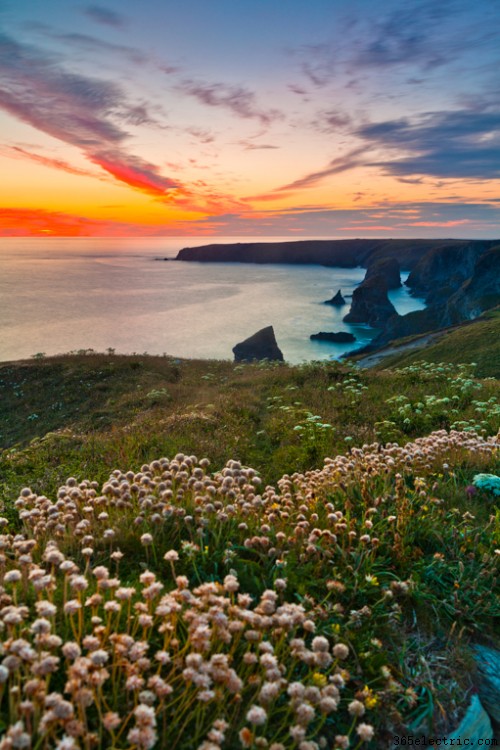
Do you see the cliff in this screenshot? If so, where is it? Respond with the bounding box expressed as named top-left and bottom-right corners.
top-left (405, 241), bottom-right (498, 299)
top-left (174, 239), bottom-right (470, 270)
top-left (372, 244), bottom-right (500, 346)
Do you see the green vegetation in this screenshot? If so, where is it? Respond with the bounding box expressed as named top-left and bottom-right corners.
top-left (373, 308), bottom-right (500, 378)
top-left (0, 353), bottom-right (498, 748)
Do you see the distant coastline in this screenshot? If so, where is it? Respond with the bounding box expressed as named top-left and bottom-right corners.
top-left (173, 238), bottom-right (498, 270)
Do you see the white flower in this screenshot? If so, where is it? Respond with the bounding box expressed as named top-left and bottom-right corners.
top-left (356, 723), bottom-right (374, 742)
top-left (246, 705), bottom-right (267, 725)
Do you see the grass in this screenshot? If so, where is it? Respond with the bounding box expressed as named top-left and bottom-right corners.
top-left (1, 352), bottom-right (499, 498)
top-left (371, 308), bottom-right (500, 378)
top-left (0, 352), bottom-right (499, 747)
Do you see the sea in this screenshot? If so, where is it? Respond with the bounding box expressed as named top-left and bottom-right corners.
top-left (0, 237), bottom-right (426, 364)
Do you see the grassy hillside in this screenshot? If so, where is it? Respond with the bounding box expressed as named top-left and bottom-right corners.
top-left (1, 352), bottom-right (499, 496)
top-left (371, 308), bottom-right (500, 377)
top-left (0, 353), bottom-right (499, 747)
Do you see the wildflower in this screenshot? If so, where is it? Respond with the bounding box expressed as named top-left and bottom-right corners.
top-left (239, 728), bottom-right (254, 748)
top-left (164, 550), bottom-right (179, 562)
top-left (64, 600), bottom-right (81, 615)
top-left (356, 723), bottom-right (375, 742)
top-left (312, 672), bottom-right (327, 687)
top-left (348, 699), bottom-right (365, 717)
top-left (55, 736), bottom-right (78, 749)
top-left (334, 736), bottom-right (350, 749)
top-left (312, 636), bottom-right (329, 652)
top-left (5, 721), bottom-right (31, 748)
top-left (246, 705), bottom-right (267, 726)
top-left (89, 650), bottom-right (109, 667)
top-left (333, 643), bottom-right (349, 660)
top-left (223, 574), bottom-right (239, 592)
top-left (62, 643), bottom-right (81, 660)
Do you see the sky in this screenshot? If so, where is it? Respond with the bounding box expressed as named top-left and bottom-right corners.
top-left (0, 0), bottom-right (499, 238)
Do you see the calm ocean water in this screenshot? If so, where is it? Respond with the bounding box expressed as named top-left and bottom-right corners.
top-left (0, 237), bottom-right (425, 364)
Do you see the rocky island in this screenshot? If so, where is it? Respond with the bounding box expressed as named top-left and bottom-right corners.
top-left (323, 289), bottom-right (346, 306)
top-left (233, 326), bottom-right (284, 362)
top-left (310, 331), bottom-right (356, 343)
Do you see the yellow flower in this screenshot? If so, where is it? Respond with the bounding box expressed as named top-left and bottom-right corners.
top-left (312, 672), bottom-right (327, 687)
top-left (331, 623), bottom-right (341, 634)
top-left (365, 575), bottom-right (379, 586)
top-left (365, 695), bottom-right (379, 709)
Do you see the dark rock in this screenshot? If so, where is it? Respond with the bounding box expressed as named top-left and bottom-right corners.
top-left (444, 245), bottom-right (500, 324)
top-left (343, 275), bottom-right (397, 327)
top-left (405, 242), bottom-right (497, 299)
top-left (233, 326), bottom-right (284, 362)
top-left (310, 331), bottom-right (356, 343)
top-left (323, 289), bottom-right (345, 306)
top-left (365, 258), bottom-right (401, 289)
top-left (373, 307), bottom-right (444, 346)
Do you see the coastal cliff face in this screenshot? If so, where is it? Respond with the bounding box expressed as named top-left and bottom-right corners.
top-left (444, 246), bottom-right (500, 324)
top-left (373, 244), bottom-right (500, 346)
top-left (405, 241), bottom-right (497, 299)
top-left (343, 275), bottom-right (397, 327)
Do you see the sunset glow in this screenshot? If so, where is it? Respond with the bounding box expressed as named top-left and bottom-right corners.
top-left (1, 0), bottom-right (499, 237)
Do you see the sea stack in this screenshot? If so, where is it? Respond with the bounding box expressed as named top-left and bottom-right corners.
top-left (233, 326), bottom-right (284, 362)
top-left (324, 289), bottom-right (345, 306)
top-left (343, 275), bottom-right (397, 327)
top-left (364, 258), bottom-right (401, 289)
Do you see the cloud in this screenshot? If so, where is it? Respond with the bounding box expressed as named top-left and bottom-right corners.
top-left (89, 150), bottom-right (177, 195)
top-left (186, 127), bottom-right (215, 144)
top-left (48, 31), bottom-right (145, 65)
top-left (359, 109), bottom-right (500, 179)
top-left (0, 32), bottom-right (180, 197)
top-left (292, 0), bottom-right (498, 94)
top-left (352, 1), bottom-right (455, 71)
top-left (171, 200), bottom-right (500, 238)
top-left (176, 79), bottom-right (282, 126)
top-left (273, 147), bottom-right (368, 193)
top-left (83, 5), bottom-right (126, 28)
top-left (2, 146), bottom-right (99, 178)
top-left (239, 141), bottom-right (279, 151)
top-left (312, 109), bottom-right (352, 134)
top-left (0, 207), bottom-right (179, 236)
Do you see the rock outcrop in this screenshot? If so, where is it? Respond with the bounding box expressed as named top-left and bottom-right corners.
top-left (323, 289), bottom-right (345, 306)
top-left (343, 275), bottom-right (397, 327)
top-left (233, 326), bottom-right (284, 362)
top-left (365, 258), bottom-right (401, 289)
top-left (310, 331), bottom-right (356, 343)
top-left (444, 246), bottom-right (500, 324)
top-left (405, 241), bottom-right (496, 299)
